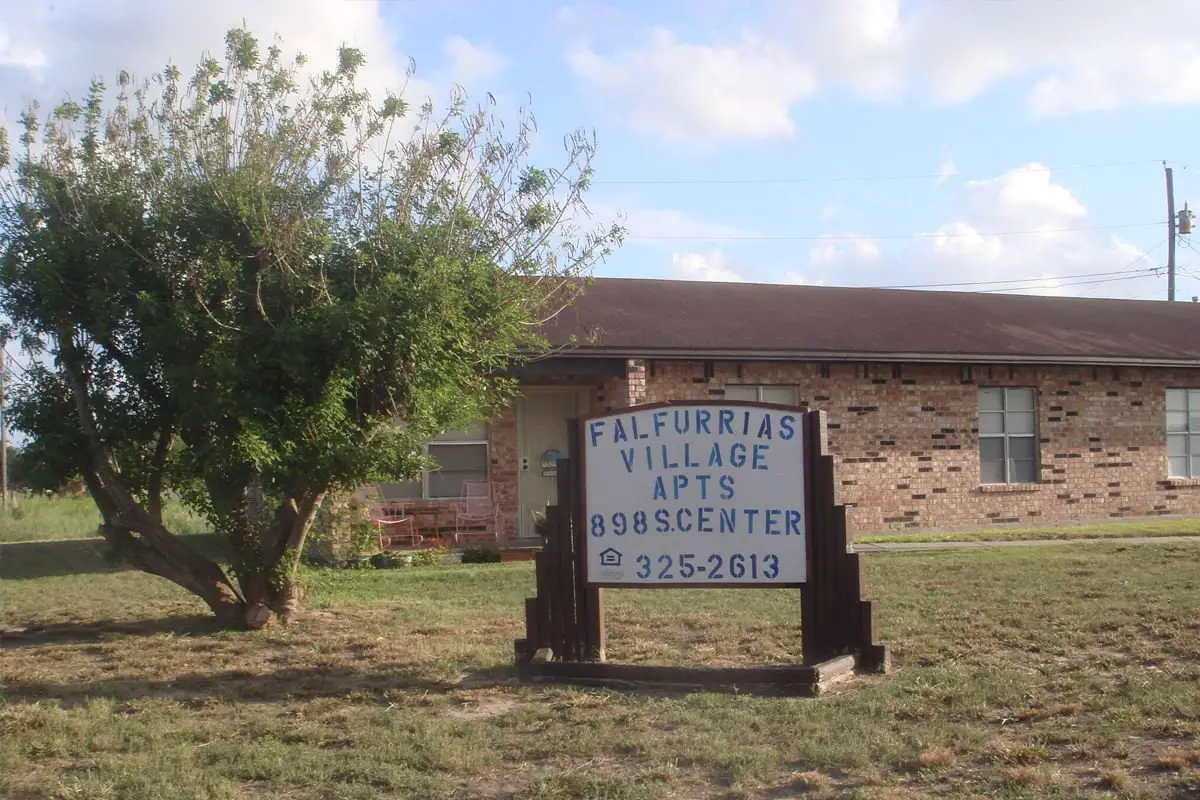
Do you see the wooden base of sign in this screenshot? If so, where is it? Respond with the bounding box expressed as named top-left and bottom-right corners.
top-left (512, 654), bottom-right (862, 697)
top-left (513, 410), bottom-right (890, 692)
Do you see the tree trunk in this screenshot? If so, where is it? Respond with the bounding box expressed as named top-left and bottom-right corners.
top-left (97, 517), bottom-right (246, 626)
top-left (233, 489), bottom-right (327, 629)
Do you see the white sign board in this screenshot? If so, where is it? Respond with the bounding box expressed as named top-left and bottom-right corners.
top-left (582, 403), bottom-right (807, 586)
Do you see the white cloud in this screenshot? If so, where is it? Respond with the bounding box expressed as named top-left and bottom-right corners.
top-left (958, 164), bottom-right (1087, 230)
top-left (781, 272), bottom-right (823, 286)
top-left (572, 1), bottom-right (1200, 141)
top-left (808, 234), bottom-right (884, 269)
top-left (588, 198), bottom-right (757, 242)
top-left (0, 31), bottom-right (45, 70)
top-left (0, 1), bottom-right (513, 135)
top-left (670, 251), bottom-right (744, 282)
top-left (796, 163), bottom-right (1162, 299)
top-left (442, 36), bottom-right (508, 87)
top-left (569, 27), bottom-right (816, 142)
top-left (819, 200), bottom-right (843, 221)
top-left (936, 148), bottom-right (958, 186)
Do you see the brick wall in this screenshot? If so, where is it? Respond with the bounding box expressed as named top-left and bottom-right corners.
top-left (640, 360), bottom-right (1200, 532)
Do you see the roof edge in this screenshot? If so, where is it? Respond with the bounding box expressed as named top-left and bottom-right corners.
top-left (533, 347), bottom-right (1200, 369)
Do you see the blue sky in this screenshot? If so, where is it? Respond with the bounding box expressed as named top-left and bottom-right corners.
top-left (4, 0), bottom-right (1200, 299)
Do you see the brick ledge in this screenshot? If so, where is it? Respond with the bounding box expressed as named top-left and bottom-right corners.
top-left (977, 483), bottom-right (1041, 494)
top-left (1163, 477), bottom-right (1200, 488)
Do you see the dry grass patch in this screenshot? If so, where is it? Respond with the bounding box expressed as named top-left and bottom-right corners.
top-left (1099, 767), bottom-right (1138, 795)
top-left (1002, 764), bottom-right (1056, 790)
top-left (787, 770), bottom-right (832, 793)
top-left (915, 746), bottom-right (956, 770)
top-left (1154, 747), bottom-right (1200, 771)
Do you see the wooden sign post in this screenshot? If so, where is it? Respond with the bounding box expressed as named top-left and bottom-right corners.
top-left (514, 402), bottom-right (889, 695)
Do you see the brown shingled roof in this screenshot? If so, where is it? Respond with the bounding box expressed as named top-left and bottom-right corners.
top-left (541, 278), bottom-right (1200, 366)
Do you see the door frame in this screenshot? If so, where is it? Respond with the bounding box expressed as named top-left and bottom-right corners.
top-left (516, 387), bottom-right (589, 539)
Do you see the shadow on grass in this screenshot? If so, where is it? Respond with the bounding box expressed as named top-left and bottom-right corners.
top-left (0, 534), bottom-right (233, 580)
top-left (2, 614), bottom-right (225, 645)
top-left (1, 661), bottom-right (519, 708)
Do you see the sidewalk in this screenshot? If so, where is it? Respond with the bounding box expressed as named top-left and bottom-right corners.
top-left (853, 535), bottom-right (1200, 553)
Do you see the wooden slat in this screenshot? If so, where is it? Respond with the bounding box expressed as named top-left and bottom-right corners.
top-left (535, 551), bottom-right (558, 658)
top-left (586, 585), bottom-right (605, 661)
top-left (564, 415), bottom-right (605, 662)
top-left (521, 661), bottom-right (819, 687)
top-left (554, 457), bottom-right (580, 662)
top-left (524, 598), bottom-right (541, 653)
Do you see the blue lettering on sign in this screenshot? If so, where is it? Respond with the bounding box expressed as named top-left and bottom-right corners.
top-left (590, 408), bottom-right (800, 450)
top-left (590, 508), bottom-right (803, 539)
top-left (708, 443), bottom-right (724, 468)
top-left (672, 474), bottom-right (689, 499)
top-left (588, 419), bottom-right (606, 447)
top-left (719, 475), bottom-right (736, 500)
top-left (612, 552), bottom-right (785, 582)
top-left (731, 443), bottom-right (747, 468)
top-left (589, 406), bottom-right (804, 583)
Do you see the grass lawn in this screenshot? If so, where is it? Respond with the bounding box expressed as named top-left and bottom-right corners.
top-left (854, 518), bottom-right (1200, 545)
top-left (0, 494), bottom-right (209, 543)
top-left (2, 535), bottom-right (1200, 798)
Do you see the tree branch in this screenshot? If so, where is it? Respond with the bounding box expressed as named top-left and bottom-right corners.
top-left (147, 422), bottom-right (172, 524)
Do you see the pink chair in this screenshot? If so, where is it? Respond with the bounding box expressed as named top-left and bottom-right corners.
top-left (369, 503), bottom-right (422, 549)
top-left (450, 481), bottom-right (503, 543)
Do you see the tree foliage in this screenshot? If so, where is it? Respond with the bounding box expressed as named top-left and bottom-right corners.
top-left (0, 28), bottom-right (622, 627)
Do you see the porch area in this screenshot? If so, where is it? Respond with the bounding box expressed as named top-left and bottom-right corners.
top-left (357, 357), bottom-right (647, 556)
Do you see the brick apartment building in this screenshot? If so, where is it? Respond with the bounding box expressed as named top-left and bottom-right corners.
top-left (375, 278), bottom-right (1200, 541)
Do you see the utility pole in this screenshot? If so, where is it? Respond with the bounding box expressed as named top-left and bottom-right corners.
top-left (1167, 163), bottom-right (1177, 302)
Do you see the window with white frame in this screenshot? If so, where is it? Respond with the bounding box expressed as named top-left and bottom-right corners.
top-left (379, 422), bottom-right (489, 500)
top-left (978, 387), bottom-right (1038, 484)
top-left (1166, 389), bottom-right (1200, 477)
top-left (724, 384), bottom-right (799, 405)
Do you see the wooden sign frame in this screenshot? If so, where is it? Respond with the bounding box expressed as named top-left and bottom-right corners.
top-left (514, 406), bottom-right (889, 696)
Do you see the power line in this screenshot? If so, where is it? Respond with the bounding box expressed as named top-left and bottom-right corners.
top-left (878, 242), bottom-right (1165, 294)
top-left (626, 221), bottom-right (1161, 242)
top-left (595, 159), bottom-right (1171, 186)
top-left (878, 261), bottom-right (1164, 291)
top-left (972, 270), bottom-right (1159, 295)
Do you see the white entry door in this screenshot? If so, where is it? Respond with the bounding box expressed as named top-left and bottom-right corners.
top-left (517, 390), bottom-right (584, 538)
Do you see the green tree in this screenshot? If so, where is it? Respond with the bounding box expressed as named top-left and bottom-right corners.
top-left (0, 29), bottom-right (621, 628)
